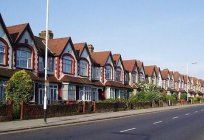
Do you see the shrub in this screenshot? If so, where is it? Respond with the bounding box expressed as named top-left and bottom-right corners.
top-left (180, 93), bottom-right (187, 100)
top-left (5, 70), bottom-right (34, 119)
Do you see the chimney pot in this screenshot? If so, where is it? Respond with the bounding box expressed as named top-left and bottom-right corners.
top-left (39, 30), bottom-right (54, 39)
top-left (88, 44), bottom-right (94, 53)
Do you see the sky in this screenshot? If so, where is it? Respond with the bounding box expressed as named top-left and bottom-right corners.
top-left (0, 0), bottom-right (204, 79)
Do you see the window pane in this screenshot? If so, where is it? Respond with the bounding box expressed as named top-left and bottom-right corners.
top-left (16, 48), bottom-right (31, 68)
top-left (0, 45), bottom-right (5, 64)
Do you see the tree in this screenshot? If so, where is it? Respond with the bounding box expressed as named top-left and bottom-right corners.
top-left (5, 70), bottom-right (34, 103)
top-left (5, 70), bottom-right (34, 119)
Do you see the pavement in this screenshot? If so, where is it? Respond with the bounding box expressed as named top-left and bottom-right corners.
top-left (0, 103), bottom-right (203, 134)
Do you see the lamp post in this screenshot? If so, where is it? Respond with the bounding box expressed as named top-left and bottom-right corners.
top-left (186, 62), bottom-right (197, 103)
top-left (44, 0), bottom-right (49, 123)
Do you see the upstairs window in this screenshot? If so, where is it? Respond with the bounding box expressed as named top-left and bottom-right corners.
top-left (0, 45), bottom-right (5, 64)
top-left (39, 57), bottom-right (44, 72)
top-left (139, 72), bottom-right (144, 82)
top-left (47, 57), bottom-right (55, 72)
top-left (132, 72), bottom-right (136, 83)
top-left (124, 72), bottom-right (129, 83)
top-left (115, 68), bottom-right (121, 81)
top-left (63, 56), bottom-right (73, 74)
top-left (92, 67), bottom-right (100, 80)
top-left (16, 47), bottom-right (32, 69)
top-left (105, 65), bottom-right (112, 80)
top-left (79, 60), bottom-right (88, 76)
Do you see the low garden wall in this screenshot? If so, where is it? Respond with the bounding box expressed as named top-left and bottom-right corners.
top-left (1, 100), bottom-right (198, 121)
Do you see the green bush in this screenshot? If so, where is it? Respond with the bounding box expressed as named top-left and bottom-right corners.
top-left (5, 70), bottom-right (34, 119)
top-left (180, 93), bottom-right (187, 100)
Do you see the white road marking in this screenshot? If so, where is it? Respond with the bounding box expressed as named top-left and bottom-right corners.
top-left (194, 111), bottom-right (198, 113)
top-left (172, 116), bottom-right (179, 119)
top-left (153, 121), bottom-right (163, 125)
top-left (120, 128), bottom-right (136, 133)
top-left (185, 113), bottom-right (190, 116)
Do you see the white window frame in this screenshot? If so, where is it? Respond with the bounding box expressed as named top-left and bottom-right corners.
top-left (0, 45), bottom-right (5, 64)
top-left (16, 47), bottom-right (32, 69)
top-left (79, 86), bottom-right (92, 101)
top-left (63, 56), bottom-right (72, 74)
top-left (47, 57), bottom-right (55, 72)
top-left (132, 72), bottom-right (136, 83)
top-left (115, 68), bottom-right (121, 81)
top-left (92, 67), bottom-right (100, 80)
top-left (79, 60), bottom-right (88, 76)
top-left (105, 65), bottom-right (112, 80)
top-left (68, 85), bottom-right (76, 101)
top-left (49, 84), bottom-right (58, 104)
top-left (39, 56), bottom-right (44, 72)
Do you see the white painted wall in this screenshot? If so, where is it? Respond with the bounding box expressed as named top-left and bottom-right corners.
top-left (0, 23), bottom-right (13, 68)
top-left (60, 43), bottom-right (77, 78)
top-left (19, 30), bottom-right (38, 73)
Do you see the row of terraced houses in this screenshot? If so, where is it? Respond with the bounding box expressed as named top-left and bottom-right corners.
top-left (0, 14), bottom-right (204, 104)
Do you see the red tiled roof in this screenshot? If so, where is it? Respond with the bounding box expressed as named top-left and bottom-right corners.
top-left (7, 23), bottom-right (28, 43)
top-left (0, 67), bottom-right (38, 81)
top-left (74, 43), bottom-right (85, 57)
top-left (136, 60), bottom-right (143, 70)
top-left (173, 71), bottom-right (180, 82)
top-left (112, 54), bottom-right (120, 62)
top-left (91, 51), bottom-right (112, 66)
top-left (105, 81), bottom-right (131, 89)
top-left (34, 36), bottom-right (54, 56)
top-left (161, 69), bottom-right (170, 80)
top-left (144, 66), bottom-right (155, 77)
top-left (123, 60), bottom-right (136, 72)
top-left (192, 77), bottom-right (198, 84)
top-left (60, 75), bottom-right (104, 87)
top-left (48, 37), bottom-right (71, 56)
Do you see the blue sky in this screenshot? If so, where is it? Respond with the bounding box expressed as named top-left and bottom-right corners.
top-left (1, 0), bottom-right (204, 79)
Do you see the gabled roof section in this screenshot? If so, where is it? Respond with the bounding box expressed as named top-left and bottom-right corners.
top-left (112, 54), bottom-right (125, 70)
top-left (184, 75), bottom-right (189, 83)
top-left (74, 42), bottom-right (93, 63)
top-left (34, 36), bottom-right (54, 56)
top-left (155, 66), bottom-right (161, 75)
top-left (7, 23), bottom-right (28, 43)
top-left (90, 51), bottom-right (113, 66)
top-left (161, 69), bottom-right (170, 80)
top-left (0, 14), bottom-right (13, 44)
top-left (74, 42), bottom-right (86, 57)
top-left (48, 37), bottom-right (77, 57)
top-left (144, 66), bottom-right (155, 77)
top-left (135, 60), bottom-right (145, 73)
top-left (123, 60), bottom-right (136, 72)
top-left (173, 71), bottom-right (180, 82)
top-left (193, 77), bottom-right (198, 84)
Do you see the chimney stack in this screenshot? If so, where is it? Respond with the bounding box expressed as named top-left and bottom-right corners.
top-left (88, 44), bottom-right (94, 53)
top-left (39, 30), bottom-right (54, 39)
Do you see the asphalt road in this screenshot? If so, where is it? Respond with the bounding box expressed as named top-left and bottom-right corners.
top-left (1, 105), bottom-right (204, 140)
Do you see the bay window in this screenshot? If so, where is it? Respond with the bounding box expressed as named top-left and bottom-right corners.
top-left (124, 72), bottom-right (129, 83)
top-left (16, 47), bottom-right (32, 69)
top-left (92, 67), bottom-right (100, 80)
top-left (79, 60), bottom-right (88, 76)
top-left (132, 72), bottom-right (136, 83)
top-left (105, 65), bottom-right (112, 80)
top-left (0, 45), bottom-right (5, 64)
top-left (47, 57), bottom-right (54, 72)
top-left (68, 85), bottom-right (76, 101)
top-left (115, 68), bottom-right (121, 81)
top-left (39, 57), bottom-right (44, 72)
top-left (63, 56), bottom-right (73, 74)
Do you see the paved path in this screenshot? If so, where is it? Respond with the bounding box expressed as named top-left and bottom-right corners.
top-left (0, 104), bottom-right (202, 134)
